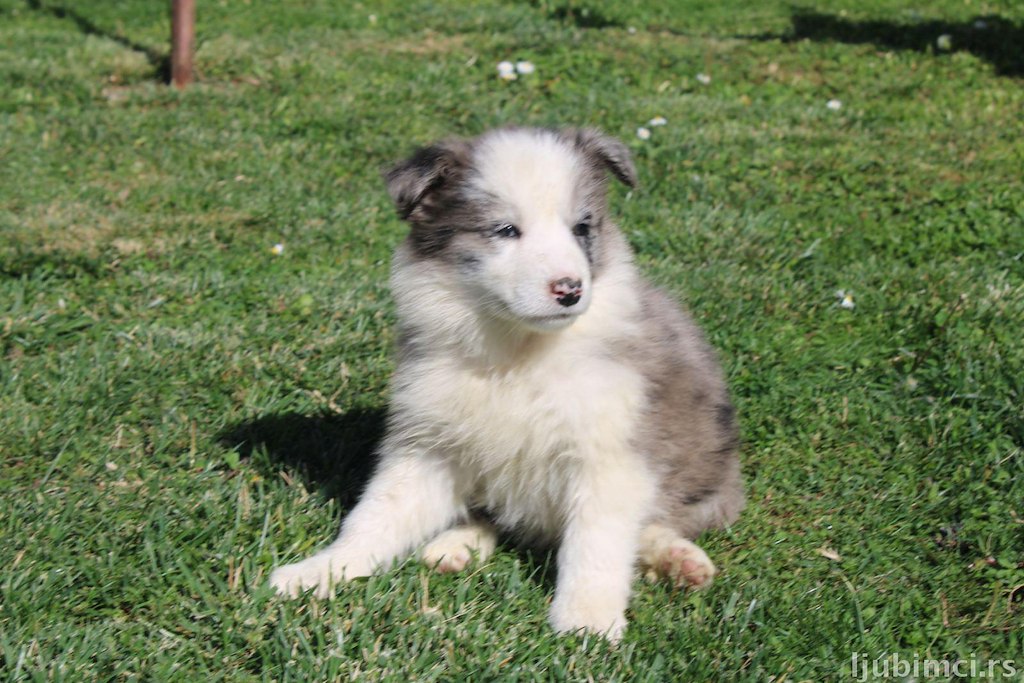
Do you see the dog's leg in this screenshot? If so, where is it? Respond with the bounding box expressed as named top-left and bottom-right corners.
top-left (548, 460), bottom-right (655, 642)
top-left (638, 524), bottom-right (717, 589)
top-left (421, 518), bottom-right (497, 573)
top-left (270, 448), bottom-right (464, 598)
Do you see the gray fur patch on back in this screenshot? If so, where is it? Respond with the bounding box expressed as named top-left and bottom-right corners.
top-left (624, 286), bottom-right (744, 538)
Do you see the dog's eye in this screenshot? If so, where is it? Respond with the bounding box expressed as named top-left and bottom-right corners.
top-left (493, 222), bottom-right (521, 239)
top-left (572, 217), bottom-right (593, 238)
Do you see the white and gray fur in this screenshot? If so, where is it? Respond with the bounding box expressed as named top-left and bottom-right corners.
top-left (269, 127), bottom-right (744, 640)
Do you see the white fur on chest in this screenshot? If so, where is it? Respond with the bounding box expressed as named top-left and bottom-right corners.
top-left (391, 335), bottom-right (646, 538)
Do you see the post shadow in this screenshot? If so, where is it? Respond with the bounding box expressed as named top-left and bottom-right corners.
top-left (25, 0), bottom-right (172, 82)
top-left (785, 10), bottom-right (1024, 77)
top-left (545, 3), bottom-right (625, 30)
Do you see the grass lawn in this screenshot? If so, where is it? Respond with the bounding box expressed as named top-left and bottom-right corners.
top-left (2, 0), bottom-right (1022, 679)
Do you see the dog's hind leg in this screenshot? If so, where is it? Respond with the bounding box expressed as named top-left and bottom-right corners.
top-left (270, 446), bottom-right (465, 598)
top-left (421, 517), bottom-right (497, 573)
top-left (638, 523), bottom-right (717, 589)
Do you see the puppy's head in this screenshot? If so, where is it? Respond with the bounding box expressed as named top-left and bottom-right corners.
top-left (385, 127), bottom-right (636, 332)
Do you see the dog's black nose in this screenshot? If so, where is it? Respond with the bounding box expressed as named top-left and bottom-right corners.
top-left (551, 278), bottom-right (583, 307)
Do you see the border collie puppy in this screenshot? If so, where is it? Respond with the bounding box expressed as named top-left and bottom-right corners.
top-left (270, 127), bottom-right (743, 640)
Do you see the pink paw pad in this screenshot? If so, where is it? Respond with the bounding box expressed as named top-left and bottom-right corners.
top-left (432, 551), bottom-right (470, 573)
top-left (660, 543), bottom-right (716, 589)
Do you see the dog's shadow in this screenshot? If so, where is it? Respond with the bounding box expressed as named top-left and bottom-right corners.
top-left (219, 407), bottom-right (386, 509)
top-left (219, 407), bottom-right (558, 588)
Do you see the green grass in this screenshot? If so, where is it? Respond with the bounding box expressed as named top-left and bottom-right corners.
top-left (2, 0), bottom-right (1023, 679)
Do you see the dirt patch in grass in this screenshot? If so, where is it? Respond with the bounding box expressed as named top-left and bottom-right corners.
top-left (6, 201), bottom-right (259, 262)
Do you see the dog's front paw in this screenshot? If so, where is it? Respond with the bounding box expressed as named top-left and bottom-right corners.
top-left (269, 555), bottom-right (343, 599)
top-left (549, 591), bottom-right (627, 642)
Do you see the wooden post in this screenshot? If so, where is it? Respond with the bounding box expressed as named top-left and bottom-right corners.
top-left (170, 0), bottom-right (195, 88)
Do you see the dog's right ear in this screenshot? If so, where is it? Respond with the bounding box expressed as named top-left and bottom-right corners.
top-left (384, 140), bottom-right (469, 222)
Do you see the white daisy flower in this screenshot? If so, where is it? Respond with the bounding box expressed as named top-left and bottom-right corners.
top-left (497, 61), bottom-right (516, 80)
top-left (836, 289), bottom-right (855, 309)
top-left (270, 243), bottom-right (285, 255)
top-left (515, 60), bottom-right (535, 75)
top-left (826, 98), bottom-right (842, 111)
top-left (936, 34), bottom-right (953, 51)
top-left (648, 116), bottom-right (667, 127)
top-left (636, 127), bottom-right (651, 140)
top-left (696, 73), bottom-right (711, 85)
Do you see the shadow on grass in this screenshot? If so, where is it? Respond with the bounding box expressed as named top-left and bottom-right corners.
top-left (219, 407), bottom-right (385, 509)
top-left (785, 11), bottom-right (1024, 77)
top-left (544, 2), bottom-right (624, 30)
top-left (1, 250), bottom-right (107, 280)
top-left (25, 0), bottom-right (171, 82)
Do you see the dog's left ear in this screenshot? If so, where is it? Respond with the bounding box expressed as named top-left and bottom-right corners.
top-left (385, 140), bottom-right (469, 221)
top-left (566, 128), bottom-right (637, 188)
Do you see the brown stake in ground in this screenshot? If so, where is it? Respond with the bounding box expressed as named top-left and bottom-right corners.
top-left (171, 0), bottom-right (195, 88)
